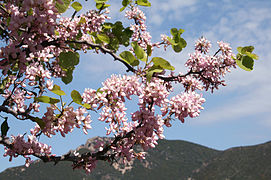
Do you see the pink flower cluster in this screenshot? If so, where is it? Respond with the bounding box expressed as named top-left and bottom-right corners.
top-left (185, 39), bottom-right (236, 91)
top-left (3, 88), bottom-right (28, 113)
top-left (161, 91), bottom-right (205, 124)
top-left (195, 37), bottom-right (212, 54)
top-left (31, 106), bottom-right (92, 137)
top-left (4, 135), bottom-right (51, 167)
top-left (0, 0), bottom-right (58, 73)
top-left (180, 75), bottom-right (203, 92)
top-left (25, 62), bottom-right (51, 86)
top-left (132, 110), bottom-right (165, 150)
top-left (83, 75), bottom-right (142, 135)
top-left (160, 34), bottom-right (172, 50)
top-left (56, 9), bottom-right (110, 51)
top-left (139, 78), bottom-right (169, 109)
top-left (125, 7), bottom-right (152, 49)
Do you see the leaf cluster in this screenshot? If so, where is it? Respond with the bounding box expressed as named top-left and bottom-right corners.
top-left (235, 46), bottom-right (258, 71)
top-left (169, 28), bottom-right (187, 53)
top-left (101, 21), bottom-right (133, 51)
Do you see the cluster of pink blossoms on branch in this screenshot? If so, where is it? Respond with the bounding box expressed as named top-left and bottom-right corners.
top-left (0, 0), bottom-right (240, 174)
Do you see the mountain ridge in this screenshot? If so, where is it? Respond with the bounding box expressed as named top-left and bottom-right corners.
top-left (0, 137), bottom-right (270, 180)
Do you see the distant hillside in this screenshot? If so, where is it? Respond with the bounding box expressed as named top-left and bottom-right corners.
top-left (0, 137), bottom-right (270, 180)
top-left (190, 141), bottom-right (271, 180)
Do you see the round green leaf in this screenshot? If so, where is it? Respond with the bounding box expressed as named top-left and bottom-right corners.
top-left (51, 85), bottom-right (66, 96)
top-left (61, 69), bottom-right (73, 84)
top-left (241, 56), bottom-right (254, 71)
top-left (136, 0), bottom-right (151, 6)
top-left (71, 2), bottom-right (82, 12)
top-left (173, 44), bottom-right (183, 53)
top-left (97, 34), bottom-right (110, 44)
top-left (122, 0), bottom-right (130, 6)
top-left (152, 57), bottom-right (175, 70)
top-left (170, 28), bottom-right (178, 36)
top-left (179, 38), bottom-right (187, 48)
top-left (71, 90), bottom-right (83, 104)
top-left (246, 52), bottom-right (259, 60)
top-left (146, 65), bottom-right (164, 82)
top-left (131, 42), bottom-right (147, 61)
top-left (34, 96), bottom-right (60, 104)
top-left (167, 37), bottom-right (177, 45)
top-left (120, 51), bottom-right (138, 66)
top-left (59, 51), bottom-right (80, 69)
top-left (241, 46), bottom-right (254, 54)
top-left (55, 0), bottom-right (71, 13)
top-left (147, 45), bottom-right (152, 57)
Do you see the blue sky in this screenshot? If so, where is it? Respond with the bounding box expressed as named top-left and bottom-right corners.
top-left (1, 0), bottom-right (271, 173)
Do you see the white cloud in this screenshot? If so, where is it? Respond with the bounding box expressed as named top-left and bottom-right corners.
top-left (148, 0), bottom-right (198, 26)
top-left (195, 83), bottom-right (271, 124)
top-left (173, 2), bottom-right (271, 125)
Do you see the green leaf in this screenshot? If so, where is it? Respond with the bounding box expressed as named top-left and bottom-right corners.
top-left (236, 55), bottom-right (254, 71)
top-left (103, 23), bottom-right (113, 29)
top-left (179, 38), bottom-right (187, 48)
top-left (136, 0), bottom-right (151, 6)
top-left (82, 103), bottom-right (91, 109)
top-left (55, 0), bottom-right (71, 13)
top-left (71, 1), bottom-right (82, 12)
top-left (32, 117), bottom-right (45, 129)
top-left (246, 52), bottom-right (259, 60)
top-left (179, 29), bottom-right (185, 34)
top-left (146, 65), bottom-right (164, 82)
top-left (172, 39), bottom-right (186, 53)
top-left (173, 44), bottom-right (182, 53)
top-left (112, 21), bottom-right (124, 37)
top-left (120, 6), bottom-right (126, 12)
top-left (71, 90), bottom-right (83, 104)
top-left (131, 42), bottom-right (147, 62)
top-left (55, 30), bottom-right (60, 36)
top-left (76, 30), bottom-right (83, 40)
top-left (120, 51), bottom-right (139, 66)
top-left (152, 57), bottom-right (175, 70)
top-left (78, 17), bottom-right (86, 25)
top-left (97, 34), bottom-right (110, 44)
top-left (167, 37), bottom-right (177, 45)
top-left (34, 96), bottom-right (60, 104)
top-left (170, 28), bottom-right (178, 36)
top-left (147, 45), bottom-right (152, 57)
top-left (122, 0), bottom-right (130, 6)
top-left (170, 28), bottom-right (186, 52)
top-left (95, 0), bottom-right (107, 2)
top-left (108, 37), bottom-right (119, 51)
top-left (61, 69), bottom-right (73, 84)
top-left (1, 119), bottom-right (9, 137)
top-left (59, 51), bottom-right (80, 69)
top-left (241, 46), bottom-right (254, 54)
top-left (241, 56), bottom-right (254, 71)
top-left (51, 85), bottom-right (66, 96)
top-left (237, 47), bottom-right (243, 54)
top-left (96, 2), bottom-right (110, 10)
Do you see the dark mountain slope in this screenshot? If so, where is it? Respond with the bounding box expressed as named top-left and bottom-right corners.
top-left (1, 137), bottom-right (271, 180)
top-left (190, 141), bottom-right (271, 180)
top-left (0, 137), bottom-right (219, 180)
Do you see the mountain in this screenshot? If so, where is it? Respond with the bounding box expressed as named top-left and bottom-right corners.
top-left (0, 137), bottom-right (270, 180)
top-left (190, 141), bottom-right (271, 180)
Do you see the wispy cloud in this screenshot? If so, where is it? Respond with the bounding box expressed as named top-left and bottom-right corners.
top-left (146, 0), bottom-right (271, 126)
top-left (148, 0), bottom-right (198, 26)
top-left (193, 2), bottom-right (271, 125)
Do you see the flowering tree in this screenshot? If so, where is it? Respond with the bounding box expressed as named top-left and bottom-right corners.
top-left (0, 0), bottom-right (258, 173)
